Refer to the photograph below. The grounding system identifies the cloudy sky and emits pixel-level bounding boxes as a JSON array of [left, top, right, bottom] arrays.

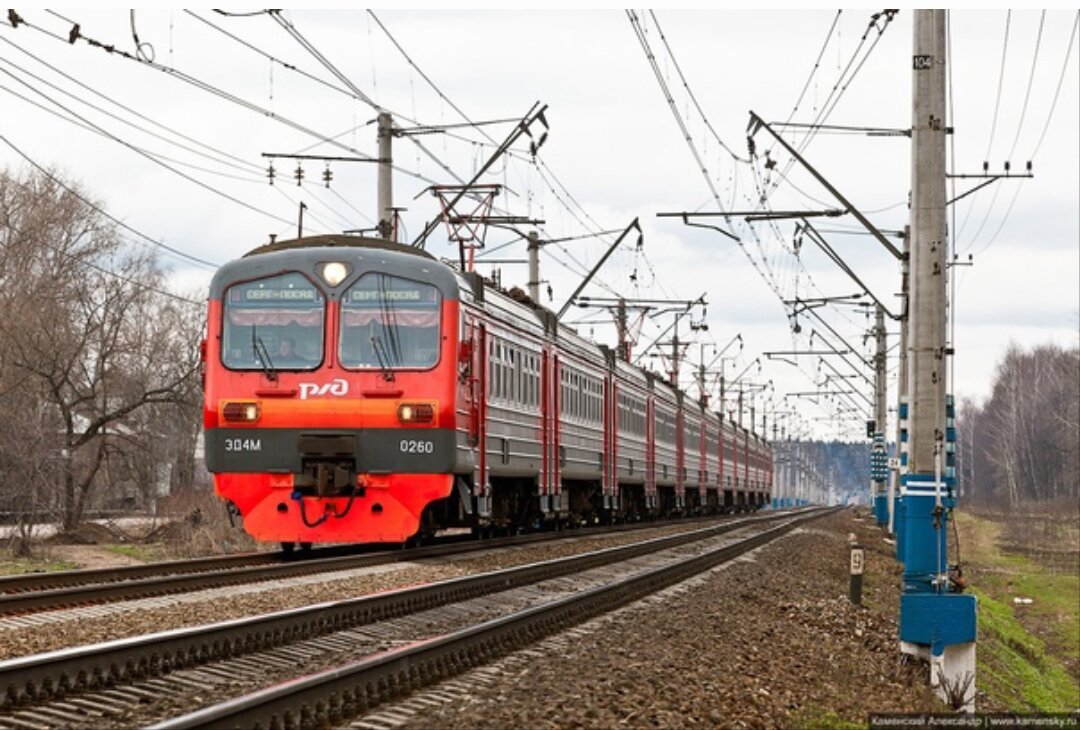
[[1, 9, 1076, 441]]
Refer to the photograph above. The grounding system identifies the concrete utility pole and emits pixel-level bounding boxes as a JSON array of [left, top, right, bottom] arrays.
[[377, 112, 394, 241], [617, 299, 629, 362], [872, 304, 888, 524], [527, 231, 541, 302], [890, 226, 911, 535], [670, 317, 681, 387], [901, 10, 976, 710]]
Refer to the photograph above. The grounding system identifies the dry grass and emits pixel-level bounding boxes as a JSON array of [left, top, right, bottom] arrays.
[[146, 489, 261, 557]]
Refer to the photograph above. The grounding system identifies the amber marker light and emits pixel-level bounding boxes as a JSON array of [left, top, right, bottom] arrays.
[[320, 262, 349, 287], [397, 402, 435, 424], [222, 401, 261, 423]]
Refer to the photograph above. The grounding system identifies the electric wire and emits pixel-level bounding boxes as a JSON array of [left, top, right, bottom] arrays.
[[349, 11, 644, 301], [1, 35, 262, 175], [647, 10, 746, 163], [983, 11, 1012, 162], [13, 9, 459, 238], [0, 52, 264, 184], [0, 132, 219, 271], [0, 160, 204, 306], [269, 10, 382, 112], [628, 10, 783, 302], [964, 11, 1049, 252], [1029, 10, 1079, 159], [782, 11, 843, 136], [1006, 10, 1047, 162], [0, 62, 294, 227], [22, 12, 446, 185], [0, 77, 265, 187]]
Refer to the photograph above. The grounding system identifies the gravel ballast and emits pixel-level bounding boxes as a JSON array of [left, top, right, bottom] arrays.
[[379, 509, 944, 729], [0, 520, 740, 661]]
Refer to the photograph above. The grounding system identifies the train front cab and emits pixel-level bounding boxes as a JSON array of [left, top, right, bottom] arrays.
[[203, 241, 462, 546]]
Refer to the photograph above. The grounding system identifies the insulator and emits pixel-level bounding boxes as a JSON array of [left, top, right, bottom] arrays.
[[267, 163, 276, 186], [323, 165, 333, 188], [294, 165, 304, 186]]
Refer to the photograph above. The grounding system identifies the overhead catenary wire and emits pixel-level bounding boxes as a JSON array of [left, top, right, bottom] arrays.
[[1005, 10, 1047, 161], [646, 10, 746, 163], [627, 10, 784, 303], [963, 11, 1052, 253], [0, 62, 295, 228], [1028, 10, 1079, 159], [269, 10, 382, 113], [9, 8, 481, 246], [0, 131, 220, 271], [0, 142, 204, 306], [364, 10, 641, 301], [1, 35, 262, 175], [22, 11, 445, 185], [0, 78, 263, 184], [983, 11, 1012, 162]]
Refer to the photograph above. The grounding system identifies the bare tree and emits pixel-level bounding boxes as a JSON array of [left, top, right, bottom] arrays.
[[0, 167, 202, 533], [958, 342, 1080, 508]]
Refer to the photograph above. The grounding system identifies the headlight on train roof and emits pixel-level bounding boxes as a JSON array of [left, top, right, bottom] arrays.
[[397, 402, 435, 424], [320, 262, 350, 287], [222, 401, 261, 423]]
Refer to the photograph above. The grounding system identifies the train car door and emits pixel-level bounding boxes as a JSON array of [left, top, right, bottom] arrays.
[[604, 371, 617, 510], [551, 352, 563, 514], [475, 321, 490, 518], [646, 390, 656, 510], [675, 395, 684, 509], [540, 347, 553, 513]]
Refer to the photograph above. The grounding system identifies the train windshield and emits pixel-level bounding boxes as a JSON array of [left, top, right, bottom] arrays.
[[339, 273, 440, 370], [221, 272, 325, 371]]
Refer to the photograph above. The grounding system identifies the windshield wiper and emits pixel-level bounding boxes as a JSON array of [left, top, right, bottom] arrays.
[[252, 327, 278, 382], [370, 334, 395, 382]]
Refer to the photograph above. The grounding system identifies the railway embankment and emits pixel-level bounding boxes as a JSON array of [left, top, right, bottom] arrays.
[[379, 509, 945, 729]]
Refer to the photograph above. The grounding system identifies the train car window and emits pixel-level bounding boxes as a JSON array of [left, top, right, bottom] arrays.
[[510, 348, 519, 403], [222, 272, 325, 371], [340, 273, 441, 370]]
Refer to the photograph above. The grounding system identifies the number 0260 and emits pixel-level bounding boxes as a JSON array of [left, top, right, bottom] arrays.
[[399, 439, 434, 454]]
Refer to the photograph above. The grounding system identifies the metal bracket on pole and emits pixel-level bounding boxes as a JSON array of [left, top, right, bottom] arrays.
[[556, 218, 642, 320], [412, 102, 549, 251], [747, 110, 903, 261]]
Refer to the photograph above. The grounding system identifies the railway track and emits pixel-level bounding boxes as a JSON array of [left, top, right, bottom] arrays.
[[0, 507, 831, 729], [0, 513, 752, 617]]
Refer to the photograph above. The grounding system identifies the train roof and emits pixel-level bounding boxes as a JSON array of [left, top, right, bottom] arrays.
[[209, 235, 459, 300]]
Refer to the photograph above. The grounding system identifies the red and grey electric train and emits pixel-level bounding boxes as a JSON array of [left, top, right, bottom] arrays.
[[202, 235, 773, 549]]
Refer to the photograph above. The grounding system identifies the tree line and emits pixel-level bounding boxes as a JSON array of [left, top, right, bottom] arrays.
[[0, 167, 204, 555], [957, 342, 1080, 508]]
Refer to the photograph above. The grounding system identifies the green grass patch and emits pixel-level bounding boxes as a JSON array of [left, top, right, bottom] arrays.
[[974, 588, 1079, 711], [956, 512, 1080, 712], [0, 558, 78, 575], [103, 544, 157, 562], [788, 709, 864, 729]]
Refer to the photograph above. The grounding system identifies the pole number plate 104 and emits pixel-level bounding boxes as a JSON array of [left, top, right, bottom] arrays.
[[400, 439, 435, 454]]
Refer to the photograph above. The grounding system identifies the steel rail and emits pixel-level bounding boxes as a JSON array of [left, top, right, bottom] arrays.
[[0, 550, 280, 595], [0, 512, 755, 616], [0, 509, 813, 710], [153, 507, 835, 730]]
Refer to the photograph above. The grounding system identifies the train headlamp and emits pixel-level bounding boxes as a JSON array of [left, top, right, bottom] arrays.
[[222, 401, 261, 423], [320, 262, 349, 287], [397, 402, 435, 424]]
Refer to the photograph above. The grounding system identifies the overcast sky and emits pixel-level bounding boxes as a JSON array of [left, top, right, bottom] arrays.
[[1, 9, 1077, 441]]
